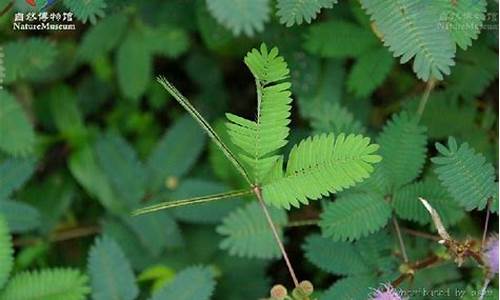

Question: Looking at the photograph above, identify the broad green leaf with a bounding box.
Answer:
[0,200,40,233]
[149,266,215,300]
[0,157,36,200]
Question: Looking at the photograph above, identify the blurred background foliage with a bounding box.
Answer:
[0,0,498,299]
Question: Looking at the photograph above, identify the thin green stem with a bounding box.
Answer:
[132,189,252,216]
[481,200,491,248]
[254,187,299,287]
[416,79,436,121]
[157,76,253,186]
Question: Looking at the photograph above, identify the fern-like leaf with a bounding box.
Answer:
[206,0,269,36]
[0,269,90,300]
[63,0,106,24]
[321,275,377,300]
[88,236,138,300]
[0,200,40,233]
[226,44,292,183]
[0,157,36,200]
[0,91,35,156]
[309,102,365,136]
[377,112,427,190]
[320,192,392,241]
[262,133,381,209]
[432,137,495,211]
[360,0,456,81]
[149,266,215,300]
[392,179,464,226]
[0,46,4,88]
[216,202,287,259]
[431,0,487,50]
[276,0,338,27]
[347,47,394,98]
[0,215,13,289]
[303,234,371,276]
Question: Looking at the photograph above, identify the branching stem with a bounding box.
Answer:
[253,186,299,287]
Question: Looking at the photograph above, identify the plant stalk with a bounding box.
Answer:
[393,216,409,262]
[416,79,436,121]
[253,186,299,287]
[481,200,491,248]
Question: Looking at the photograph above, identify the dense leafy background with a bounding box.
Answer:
[0,0,498,299]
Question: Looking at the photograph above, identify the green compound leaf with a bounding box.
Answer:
[393,179,465,227]
[88,236,139,300]
[0,215,13,289]
[63,0,106,24]
[0,269,90,300]
[117,29,152,100]
[0,91,35,156]
[304,20,378,58]
[321,275,377,300]
[347,47,394,98]
[216,201,287,259]
[0,157,36,200]
[226,44,292,183]
[144,25,190,58]
[320,192,392,241]
[0,46,4,87]
[377,112,427,190]
[360,0,456,81]
[262,133,381,209]
[432,137,496,211]
[206,0,270,36]
[146,115,206,192]
[276,0,338,27]
[303,234,371,276]
[430,0,487,50]
[78,13,128,61]
[4,38,56,84]
[149,266,215,300]
[0,200,40,233]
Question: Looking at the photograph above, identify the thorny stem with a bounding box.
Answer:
[416,79,436,121]
[392,216,409,262]
[253,186,299,288]
[481,200,491,248]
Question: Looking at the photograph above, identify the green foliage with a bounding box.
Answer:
[276,0,338,27]
[0,91,35,156]
[0,200,40,233]
[360,0,456,81]
[377,112,427,190]
[95,132,146,209]
[206,0,269,36]
[392,179,464,226]
[217,202,287,259]
[88,236,138,300]
[63,0,106,24]
[321,275,376,300]
[147,115,206,192]
[305,20,378,58]
[149,266,215,300]
[262,133,381,208]
[226,44,292,183]
[347,47,394,98]
[3,38,56,84]
[319,192,392,241]
[117,29,151,100]
[0,269,90,300]
[309,102,365,136]
[430,0,487,50]
[78,13,129,61]
[0,157,36,200]
[432,137,496,211]
[0,215,13,289]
